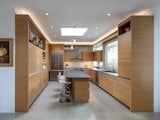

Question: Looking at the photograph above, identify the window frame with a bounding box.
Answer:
[104,39,118,72]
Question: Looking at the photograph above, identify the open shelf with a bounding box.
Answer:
[118,21,131,35]
[29,21,46,50]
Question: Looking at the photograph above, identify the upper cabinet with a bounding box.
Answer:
[93,50,103,61]
[64,46,93,62]
[118,16,154,112]
[82,52,93,61]
[49,44,64,51]
[64,51,72,62]
[118,22,132,79]
[29,20,46,50]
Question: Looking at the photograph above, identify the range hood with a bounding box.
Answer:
[71,46,82,60]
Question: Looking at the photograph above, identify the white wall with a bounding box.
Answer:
[0,3,15,113]
[154,8,160,112]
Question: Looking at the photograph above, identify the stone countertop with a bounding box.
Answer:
[66,70,91,79]
[90,68,119,77]
[103,72,119,77]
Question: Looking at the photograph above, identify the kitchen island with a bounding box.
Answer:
[66,70,90,103]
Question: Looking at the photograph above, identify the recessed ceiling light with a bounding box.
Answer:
[106,12,111,16]
[45,12,49,16]
[61,28,88,36]
[50,25,54,29]
[96,27,99,30]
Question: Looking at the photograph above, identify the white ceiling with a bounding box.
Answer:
[3,0,160,42]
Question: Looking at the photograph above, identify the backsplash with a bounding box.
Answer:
[64,61,93,68]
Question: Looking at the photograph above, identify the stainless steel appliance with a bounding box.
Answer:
[49,51,64,80]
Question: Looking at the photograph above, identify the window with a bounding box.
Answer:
[104,40,118,72]
[93,43,103,67]
[93,43,103,51]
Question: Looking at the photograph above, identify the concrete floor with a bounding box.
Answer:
[0,81,160,120]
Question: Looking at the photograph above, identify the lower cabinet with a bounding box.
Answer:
[113,77,131,107]
[28,70,48,106]
[99,72,115,95]
[91,70,97,83]
[84,70,131,108]
[83,69,96,83]
[98,72,131,108]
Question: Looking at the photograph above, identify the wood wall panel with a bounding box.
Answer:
[131,16,154,112]
[72,78,89,103]
[15,15,29,112]
[16,15,49,112]
[118,16,154,111]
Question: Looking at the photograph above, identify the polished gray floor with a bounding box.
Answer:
[0,81,160,120]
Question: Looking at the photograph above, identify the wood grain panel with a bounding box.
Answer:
[15,15,29,112]
[131,16,154,112]
[118,31,132,79]
[118,31,131,61]
[99,72,115,95]
[93,50,103,61]
[83,69,92,80]
[91,70,97,83]
[16,15,49,112]
[118,61,131,79]
[113,78,131,107]
[49,44,64,51]
[82,52,93,61]
[64,51,72,62]
[72,78,89,103]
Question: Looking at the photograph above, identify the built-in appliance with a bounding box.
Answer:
[49,51,64,80]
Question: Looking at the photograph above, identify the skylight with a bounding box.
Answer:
[61,28,88,36]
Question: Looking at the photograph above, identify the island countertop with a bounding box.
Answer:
[66,70,91,79]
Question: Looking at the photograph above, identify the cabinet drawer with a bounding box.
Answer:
[118,61,131,79]
[113,78,131,107]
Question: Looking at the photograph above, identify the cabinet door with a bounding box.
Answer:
[113,77,131,107]
[28,43,34,74]
[64,51,72,62]
[83,70,92,80]
[118,31,131,60]
[99,72,115,95]
[91,70,97,83]
[93,51,103,61]
[118,31,131,79]
[40,70,48,88]
[82,52,93,61]
[118,61,131,79]
[28,73,41,106]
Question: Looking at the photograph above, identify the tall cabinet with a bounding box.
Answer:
[15,15,49,112]
[118,16,154,112]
